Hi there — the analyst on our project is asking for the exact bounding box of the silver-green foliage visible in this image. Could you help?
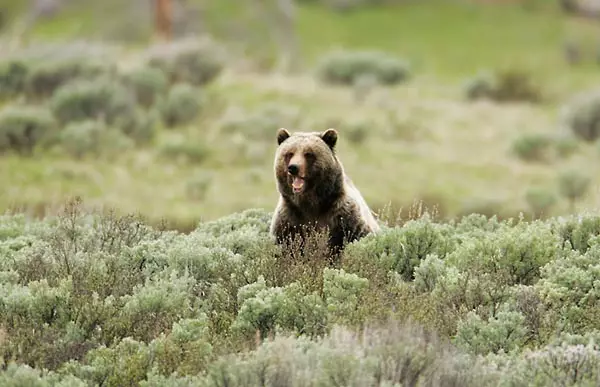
[1,203,600,386]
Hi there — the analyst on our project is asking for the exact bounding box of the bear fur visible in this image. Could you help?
[269,127,380,257]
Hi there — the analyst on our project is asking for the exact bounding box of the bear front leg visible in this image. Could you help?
[270,202,297,246]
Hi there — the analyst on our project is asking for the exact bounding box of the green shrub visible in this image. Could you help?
[491,68,542,103]
[0,59,29,98]
[446,220,558,288]
[159,84,202,128]
[323,268,369,326]
[59,120,105,159]
[50,78,156,144]
[465,68,542,103]
[525,187,557,217]
[562,89,600,142]
[114,107,159,145]
[550,214,600,253]
[121,66,169,109]
[0,105,56,155]
[464,71,495,101]
[59,120,133,159]
[146,38,224,87]
[536,242,600,334]
[50,78,136,125]
[455,307,528,355]
[514,342,600,387]
[26,59,112,99]
[512,133,553,162]
[557,170,591,211]
[201,320,502,387]
[232,277,327,340]
[343,215,454,282]
[0,362,88,386]
[316,50,410,86]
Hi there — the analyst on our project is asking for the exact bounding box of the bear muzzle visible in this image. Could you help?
[287,164,306,193]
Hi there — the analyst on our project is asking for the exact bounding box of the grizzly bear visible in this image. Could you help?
[269,127,380,258]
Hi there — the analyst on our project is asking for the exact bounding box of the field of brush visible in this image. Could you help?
[1,199,600,386]
[1,1,600,385]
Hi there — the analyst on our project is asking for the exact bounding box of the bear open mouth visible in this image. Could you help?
[291,176,305,193]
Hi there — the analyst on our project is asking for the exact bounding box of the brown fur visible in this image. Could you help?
[269,127,380,258]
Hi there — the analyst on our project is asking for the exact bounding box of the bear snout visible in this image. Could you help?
[287,164,300,176]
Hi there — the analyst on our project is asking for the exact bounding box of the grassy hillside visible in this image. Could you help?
[1,0,600,229]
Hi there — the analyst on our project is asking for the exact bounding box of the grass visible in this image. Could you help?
[1,1,600,227]
[298,1,568,78]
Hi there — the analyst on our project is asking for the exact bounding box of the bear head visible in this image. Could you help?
[274,128,345,213]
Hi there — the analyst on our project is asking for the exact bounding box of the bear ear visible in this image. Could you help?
[321,128,338,149]
[277,128,291,145]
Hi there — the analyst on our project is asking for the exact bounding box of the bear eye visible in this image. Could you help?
[304,152,315,159]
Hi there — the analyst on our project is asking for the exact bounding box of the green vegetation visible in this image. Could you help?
[1,1,600,382]
[0,201,599,385]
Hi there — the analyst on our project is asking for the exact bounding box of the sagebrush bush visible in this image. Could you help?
[121,66,169,109]
[114,107,159,145]
[0,59,29,98]
[525,187,557,217]
[159,83,202,128]
[50,78,136,125]
[455,307,528,355]
[316,50,410,86]
[557,170,591,210]
[562,89,600,142]
[343,214,455,282]
[535,247,600,335]
[0,105,56,155]
[50,78,157,143]
[59,120,105,159]
[26,58,113,99]
[551,214,600,254]
[491,68,542,103]
[59,120,133,159]
[232,277,327,340]
[145,38,224,87]
[512,133,553,162]
[464,71,495,101]
[465,68,542,103]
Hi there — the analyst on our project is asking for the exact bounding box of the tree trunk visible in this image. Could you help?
[155,0,173,41]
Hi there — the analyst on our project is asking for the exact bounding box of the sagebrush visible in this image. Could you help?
[1,200,600,386]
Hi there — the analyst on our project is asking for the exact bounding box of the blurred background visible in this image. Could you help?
[1,0,600,230]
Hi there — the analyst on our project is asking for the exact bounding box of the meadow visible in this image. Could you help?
[1,0,600,385]
[0,0,600,227]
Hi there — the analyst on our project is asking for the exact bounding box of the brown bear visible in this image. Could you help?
[269,127,380,258]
